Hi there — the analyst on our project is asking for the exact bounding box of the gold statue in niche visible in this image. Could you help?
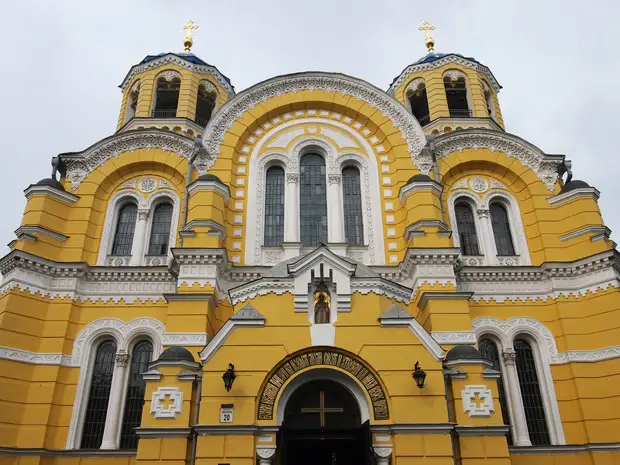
[313,267,331,324]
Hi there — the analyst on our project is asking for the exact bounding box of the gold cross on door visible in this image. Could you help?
[301,391,343,427]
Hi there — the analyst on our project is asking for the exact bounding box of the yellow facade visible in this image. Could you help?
[1,42,619,465]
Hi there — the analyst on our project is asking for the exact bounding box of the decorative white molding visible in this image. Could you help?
[405,78,424,94]
[399,180,443,203]
[119,53,235,97]
[0,346,72,366]
[434,130,564,190]
[14,226,68,242]
[62,130,199,190]
[151,387,183,418]
[157,70,181,81]
[470,177,489,193]
[202,72,427,169]
[559,225,611,242]
[162,333,208,346]
[444,69,467,81]
[187,179,230,201]
[431,331,477,345]
[547,187,600,206]
[199,79,217,94]
[24,184,79,204]
[388,53,501,95]
[461,385,495,417]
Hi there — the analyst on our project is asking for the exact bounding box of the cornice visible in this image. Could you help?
[201,72,427,170]
[119,53,235,97]
[547,187,600,206]
[23,184,79,205]
[388,54,501,95]
[509,442,620,455]
[559,225,612,242]
[433,129,565,190]
[399,180,443,202]
[187,179,230,201]
[14,225,68,242]
[60,130,200,190]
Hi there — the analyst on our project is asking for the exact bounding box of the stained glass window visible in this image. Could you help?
[300,154,328,246]
[490,203,515,256]
[264,167,285,246]
[147,203,173,255]
[81,340,117,449]
[455,202,480,256]
[342,167,364,246]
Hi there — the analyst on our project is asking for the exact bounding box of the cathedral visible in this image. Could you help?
[1,20,619,465]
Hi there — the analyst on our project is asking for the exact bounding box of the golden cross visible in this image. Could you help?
[301,391,344,427]
[418,21,436,53]
[182,20,200,52]
[161,394,175,410]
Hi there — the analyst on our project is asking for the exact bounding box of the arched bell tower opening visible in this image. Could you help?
[279,378,369,465]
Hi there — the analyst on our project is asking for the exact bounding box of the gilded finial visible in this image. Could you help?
[418,21,436,53]
[182,20,200,53]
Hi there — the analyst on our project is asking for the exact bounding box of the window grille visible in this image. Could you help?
[81,340,117,449]
[479,338,512,444]
[490,203,516,256]
[264,167,285,246]
[147,203,173,256]
[300,154,328,246]
[111,204,137,256]
[455,203,480,255]
[342,167,364,246]
[515,338,550,445]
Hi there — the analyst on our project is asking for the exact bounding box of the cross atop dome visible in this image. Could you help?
[182,20,200,52]
[418,20,436,53]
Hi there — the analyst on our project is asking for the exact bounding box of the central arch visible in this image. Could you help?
[257,347,389,422]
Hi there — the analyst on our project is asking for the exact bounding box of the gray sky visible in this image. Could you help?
[1,1,618,253]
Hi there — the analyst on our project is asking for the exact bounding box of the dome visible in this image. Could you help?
[407,174,433,184]
[138,53,233,86]
[561,180,591,192]
[444,345,483,362]
[413,52,480,66]
[197,173,226,185]
[35,178,65,191]
[157,347,195,363]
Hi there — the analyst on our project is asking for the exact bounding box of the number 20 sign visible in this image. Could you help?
[220,404,233,423]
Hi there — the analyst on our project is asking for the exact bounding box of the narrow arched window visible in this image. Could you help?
[455,202,480,255]
[490,203,515,256]
[81,340,117,449]
[407,83,430,126]
[482,80,495,118]
[147,203,173,256]
[300,154,327,246]
[479,338,512,444]
[195,83,217,127]
[125,81,140,123]
[342,167,364,246]
[120,340,153,449]
[515,338,550,445]
[444,75,471,118]
[264,167,285,246]
[152,76,181,118]
[112,203,137,256]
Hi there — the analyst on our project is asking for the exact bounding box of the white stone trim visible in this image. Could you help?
[14,225,68,242]
[24,184,79,204]
[275,367,371,425]
[187,179,230,201]
[484,190,531,265]
[547,187,600,206]
[0,346,72,366]
[380,315,445,361]
[245,119,385,265]
[202,72,427,170]
[461,385,495,417]
[472,316,566,445]
[559,225,611,242]
[431,331,476,345]
[434,130,564,190]
[151,387,183,419]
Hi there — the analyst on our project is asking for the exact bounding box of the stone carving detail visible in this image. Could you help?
[256,447,277,460]
[444,69,467,81]
[434,131,562,191]
[107,256,130,267]
[257,349,389,421]
[139,178,157,193]
[373,447,393,458]
[470,177,489,193]
[151,387,183,418]
[137,209,150,221]
[502,350,517,365]
[328,174,341,185]
[490,179,507,190]
[159,70,181,81]
[286,173,299,183]
[64,132,196,190]
[202,73,427,170]
[406,78,424,94]
[497,256,519,267]
[263,250,283,265]
[115,352,130,367]
[462,385,495,417]
[199,79,217,93]
[476,209,490,219]
[452,178,468,190]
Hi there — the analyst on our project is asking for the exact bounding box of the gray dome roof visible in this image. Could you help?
[157,347,195,363]
[407,174,432,184]
[197,173,225,184]
[561,180,591,192]
[444,345,483,362]
[35,178,65,191]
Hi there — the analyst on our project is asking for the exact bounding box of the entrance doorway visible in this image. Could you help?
[279,380,371,465]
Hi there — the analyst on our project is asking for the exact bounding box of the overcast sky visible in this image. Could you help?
[1,1,618,253]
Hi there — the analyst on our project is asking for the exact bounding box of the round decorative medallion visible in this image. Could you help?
[307,126,318,134]
[466,258,479,266]
[139,178,157,193]
[113,258,125,266]
[470,177,489,193]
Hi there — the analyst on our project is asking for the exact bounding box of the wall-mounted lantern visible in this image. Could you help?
[223,363,236,392]
[412,361,427,389]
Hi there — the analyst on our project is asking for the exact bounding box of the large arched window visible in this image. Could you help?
[407,82,430,126]
[342,166,364,246]
[81,340,117,449]
[300,154,328,246]
[490,203,515,256]
[479,338,512,444]
[120,340,153,449]
[112,203,137,256]
[515,338,550,446]
[147,203,173,256]
[455,202,480,256]
[195,83,217,127]
[444,74,471,118]
[264,166,285,246]
[152,75,181,118]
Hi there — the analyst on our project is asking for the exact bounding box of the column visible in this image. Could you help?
[100,351,130,449]
[327,174,345,244]
[373,446,392,465]
[476,208,497,265]
[284,173,299,243]
[256,446,276,465]
[502,349,531,447]
[129,208,150,265]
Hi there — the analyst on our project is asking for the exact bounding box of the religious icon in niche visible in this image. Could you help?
[313,266,331,324]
